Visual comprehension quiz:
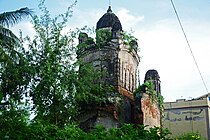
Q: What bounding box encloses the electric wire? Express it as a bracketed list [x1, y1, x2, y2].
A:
[170, 0, 209, 93]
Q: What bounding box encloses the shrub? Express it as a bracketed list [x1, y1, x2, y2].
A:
[173, 132, 203, 140]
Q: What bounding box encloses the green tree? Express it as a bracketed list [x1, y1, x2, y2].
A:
[0, 7, 32, 27]
[0, 7, 33, 108]
[0, 100, 30, 139]
[0, 7, 32, 47]
[26, 0, 78, 126]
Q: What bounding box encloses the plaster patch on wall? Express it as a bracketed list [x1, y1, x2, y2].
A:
[141, 93, 160, 128]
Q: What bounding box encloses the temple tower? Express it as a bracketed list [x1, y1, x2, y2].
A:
[77, 6, 161, 130]
[135, 69, 162, 128]
[77, 6, 140, 129]
[144, 69, 161, 94]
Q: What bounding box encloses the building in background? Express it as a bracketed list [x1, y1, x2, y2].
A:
[164, 93, 210, 139]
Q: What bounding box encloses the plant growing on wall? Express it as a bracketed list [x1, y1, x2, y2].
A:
[96, 28, 112, 46]
[77, 33, 95, 51]
[121, 31, 138, 52]
[76, 29, 121, 106]
[75, 60, 117, 107]
[134, 81, 165, 121]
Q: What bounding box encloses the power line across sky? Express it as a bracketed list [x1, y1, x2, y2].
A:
[170, 0, 209, 93]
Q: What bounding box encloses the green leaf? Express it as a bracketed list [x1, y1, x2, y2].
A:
[0, 92, 3, 102]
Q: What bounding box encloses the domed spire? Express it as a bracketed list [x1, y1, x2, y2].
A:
[144, 69, 160, 81]
[96, 6, 122, 31]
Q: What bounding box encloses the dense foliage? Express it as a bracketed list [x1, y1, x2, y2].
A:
[0, 1, 205, 140]
[25, 0, 79, 126]
[96, 28, 112, 46]
[173, 132, 203, 140]
[0, 115, 204, 140]
[0, 7, 33, 109]
[134, 82, 164, 111]
[121, 31, 137, 45]
[0, 118, 172, 140]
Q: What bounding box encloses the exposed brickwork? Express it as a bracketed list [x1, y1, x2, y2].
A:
[141, 93, 161, 128]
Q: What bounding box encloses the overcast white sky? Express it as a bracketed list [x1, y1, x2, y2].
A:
[1, 0, 210, 102]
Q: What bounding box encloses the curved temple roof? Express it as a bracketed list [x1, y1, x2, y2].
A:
[96, 6, 122, 32]
[145, 69, 160, 81]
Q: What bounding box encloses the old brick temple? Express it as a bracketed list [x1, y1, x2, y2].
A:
[76, 6, 162, 131]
